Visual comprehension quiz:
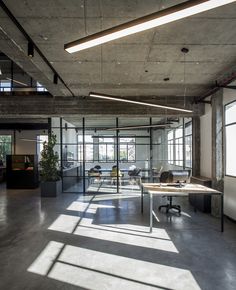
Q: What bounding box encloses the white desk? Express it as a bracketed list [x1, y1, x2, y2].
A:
[141, 183, 223, 233]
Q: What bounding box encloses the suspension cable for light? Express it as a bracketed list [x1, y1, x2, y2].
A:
[89, 92, 193, 113]
[65, 0, 236, 53]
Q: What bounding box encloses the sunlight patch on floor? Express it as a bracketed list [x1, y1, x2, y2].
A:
[28, 241, 201, 290]
[67, 201, 118, 214]
[28, 241, 64, 275]
[77, 193, 140, 202]
[48, 214, 80, 233]
[75, 217, 178, 253]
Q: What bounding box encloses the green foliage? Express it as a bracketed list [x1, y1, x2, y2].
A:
[39, 134, 60, 181]
[0, 135, 12, 163]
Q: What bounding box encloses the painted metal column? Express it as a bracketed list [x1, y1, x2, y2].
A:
[13, 129, 16, 154]
[82, 117, 86, 194]
[48, 117, 52, 137]
[116, 117, 119, 193]
[183, 118, 186, 169]
[149, 117, 153, 182]
[60, 118, 63, 192]
[192, 116, 200, 177]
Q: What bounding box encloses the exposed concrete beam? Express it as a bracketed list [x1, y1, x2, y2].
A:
[0, 7, 72, 97]
[0, 95, 204, 117]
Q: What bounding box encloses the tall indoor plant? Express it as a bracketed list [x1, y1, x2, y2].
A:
[40, 134, 61, 197]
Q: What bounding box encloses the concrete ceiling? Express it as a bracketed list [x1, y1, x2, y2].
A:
[0, 0, 236, 101]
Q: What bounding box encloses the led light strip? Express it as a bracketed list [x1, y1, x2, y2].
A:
[65, 0, 236, 53]
[89, 92, 193, 113]
[105, 123, 172, 130]
[6, 77, 28, 86]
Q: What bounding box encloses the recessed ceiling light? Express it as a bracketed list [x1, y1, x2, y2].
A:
[65, 0, 236, 53]
[89, 92, 193, 113]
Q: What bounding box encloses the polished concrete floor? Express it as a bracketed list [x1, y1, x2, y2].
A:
[0, 183, 236, 290]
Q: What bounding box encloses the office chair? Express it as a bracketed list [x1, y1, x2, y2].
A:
[158, 170, 190, 214]
[110, 165, 123, 185]
[128, 167, 141, 185]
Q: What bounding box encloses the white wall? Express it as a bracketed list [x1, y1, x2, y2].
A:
[15, 130, 46, 154]
[200, 103, 212, 178]
[0, 129, 46, 156]
[223, 87, 236, 220]
[200, 88, 236, 220]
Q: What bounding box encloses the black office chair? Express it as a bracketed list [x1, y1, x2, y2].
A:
[158, 170, 191, 214]
[128, 167, 141, 185]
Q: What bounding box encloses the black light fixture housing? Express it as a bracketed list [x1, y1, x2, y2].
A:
[53, 74, 58, 84]
[28, 41, 34, 57]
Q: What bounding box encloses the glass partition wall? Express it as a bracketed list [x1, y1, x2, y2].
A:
[51, 117, 192, 194]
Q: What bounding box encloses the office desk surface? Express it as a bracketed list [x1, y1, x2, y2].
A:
[142, 183, 221, 195]
[141, 182, 224, 233]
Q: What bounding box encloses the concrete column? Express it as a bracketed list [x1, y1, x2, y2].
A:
[211, 89, 224, 216]
[192, 117, 200, 177]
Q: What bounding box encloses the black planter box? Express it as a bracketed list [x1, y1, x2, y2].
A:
[41, 180, 62, 197]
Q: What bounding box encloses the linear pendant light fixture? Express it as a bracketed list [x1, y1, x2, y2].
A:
[65, 0, 236, 53]
[6, 78, 28, 86]
[89, 92, 193, 113]
[105, 123, 172, 131]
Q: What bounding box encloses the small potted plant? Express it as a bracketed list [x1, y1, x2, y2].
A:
[40, 134, 61, 197]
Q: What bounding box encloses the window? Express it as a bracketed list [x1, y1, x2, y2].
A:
[119, 137, 135, 162]
[185, 122, 192, 168]
[37, 135, 48, 161]
[0, 80, 11, 92]
[175, 127, 183, 166]
[98, 136, 114, 162]
[78, 135, 94, 162]
[36, 82, 47, 92]
[168, 130, 174, 164]
[0, 135, 12, 163]
[168, 124, 192, 168]
[225, 101, 236, 177]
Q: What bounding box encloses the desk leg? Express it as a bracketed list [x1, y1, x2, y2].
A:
[141, 186, 143, 213]
[150, 193, 153, 233]
[221, 193, 224, 232]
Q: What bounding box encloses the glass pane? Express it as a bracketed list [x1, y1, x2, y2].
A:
[225, 101, 236, 125]
[0, 135, 12, 163]
[185, 122, 192, 135]
[175, 127, 183, 138]
[37, 135, 48, 161]
[185, 135, 192, 168]
[168, 130, 173, 140]
[226, 124, 236, 176]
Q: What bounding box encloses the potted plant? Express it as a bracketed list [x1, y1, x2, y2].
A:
[40, 134, 61, 197]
